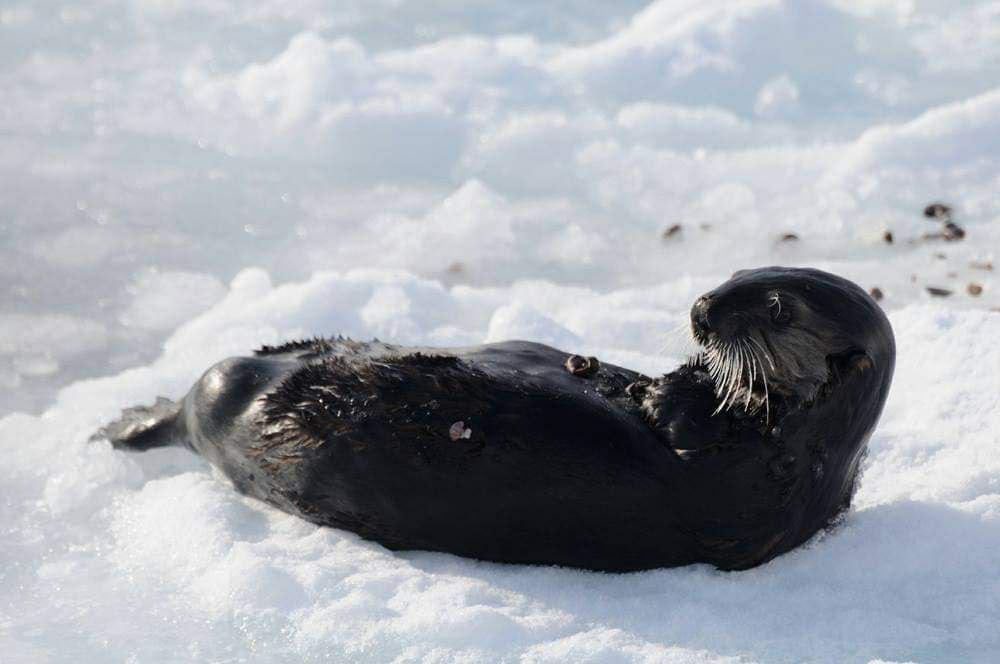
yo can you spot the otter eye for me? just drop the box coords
[769,293,791,325]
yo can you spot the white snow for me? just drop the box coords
[119,269,227,332]
[1,0,999,661]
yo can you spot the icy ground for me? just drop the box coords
[2,0,999,662]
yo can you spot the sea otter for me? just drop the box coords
[98,267,895,571]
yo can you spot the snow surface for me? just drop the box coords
[2,0,999,662]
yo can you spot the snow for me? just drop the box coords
[1,0,999,661]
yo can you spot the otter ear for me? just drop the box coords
[848,352,874,374]
[731,269,750,279]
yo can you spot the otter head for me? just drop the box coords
[690,266,895,420]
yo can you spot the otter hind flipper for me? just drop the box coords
[93,397,184,451]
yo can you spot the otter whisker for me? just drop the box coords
[704,347,716,379]
[708,344,725,384]
[660,321,699,358]
[736,342,750,410]
[722,341,737,404]
[751,344,761,403]
[717,352,732,411]
[748,336,776,372]
[703,330,777,421]
[713,340,744,415]
[712,388,728,416]
[709,342,729,415]
[746,336,774,422]
[716,341,730,394]
[742,339,755,411]
[728,342,745,410]
[754,345,771,424]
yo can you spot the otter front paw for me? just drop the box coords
[635,366,730,450]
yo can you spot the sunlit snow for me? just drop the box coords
[1,1,998,662]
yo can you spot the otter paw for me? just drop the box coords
[640,370,729,449]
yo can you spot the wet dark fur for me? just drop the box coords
[98,267,894,572]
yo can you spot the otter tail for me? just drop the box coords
[93,397,185,451]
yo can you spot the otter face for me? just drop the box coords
[690,267,890,419]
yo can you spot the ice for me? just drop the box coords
[2,0,999,661]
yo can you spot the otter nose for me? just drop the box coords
[690,296,713,338]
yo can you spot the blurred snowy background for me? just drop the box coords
[1,1,999,662]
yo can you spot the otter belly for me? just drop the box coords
[179,341,699,571]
